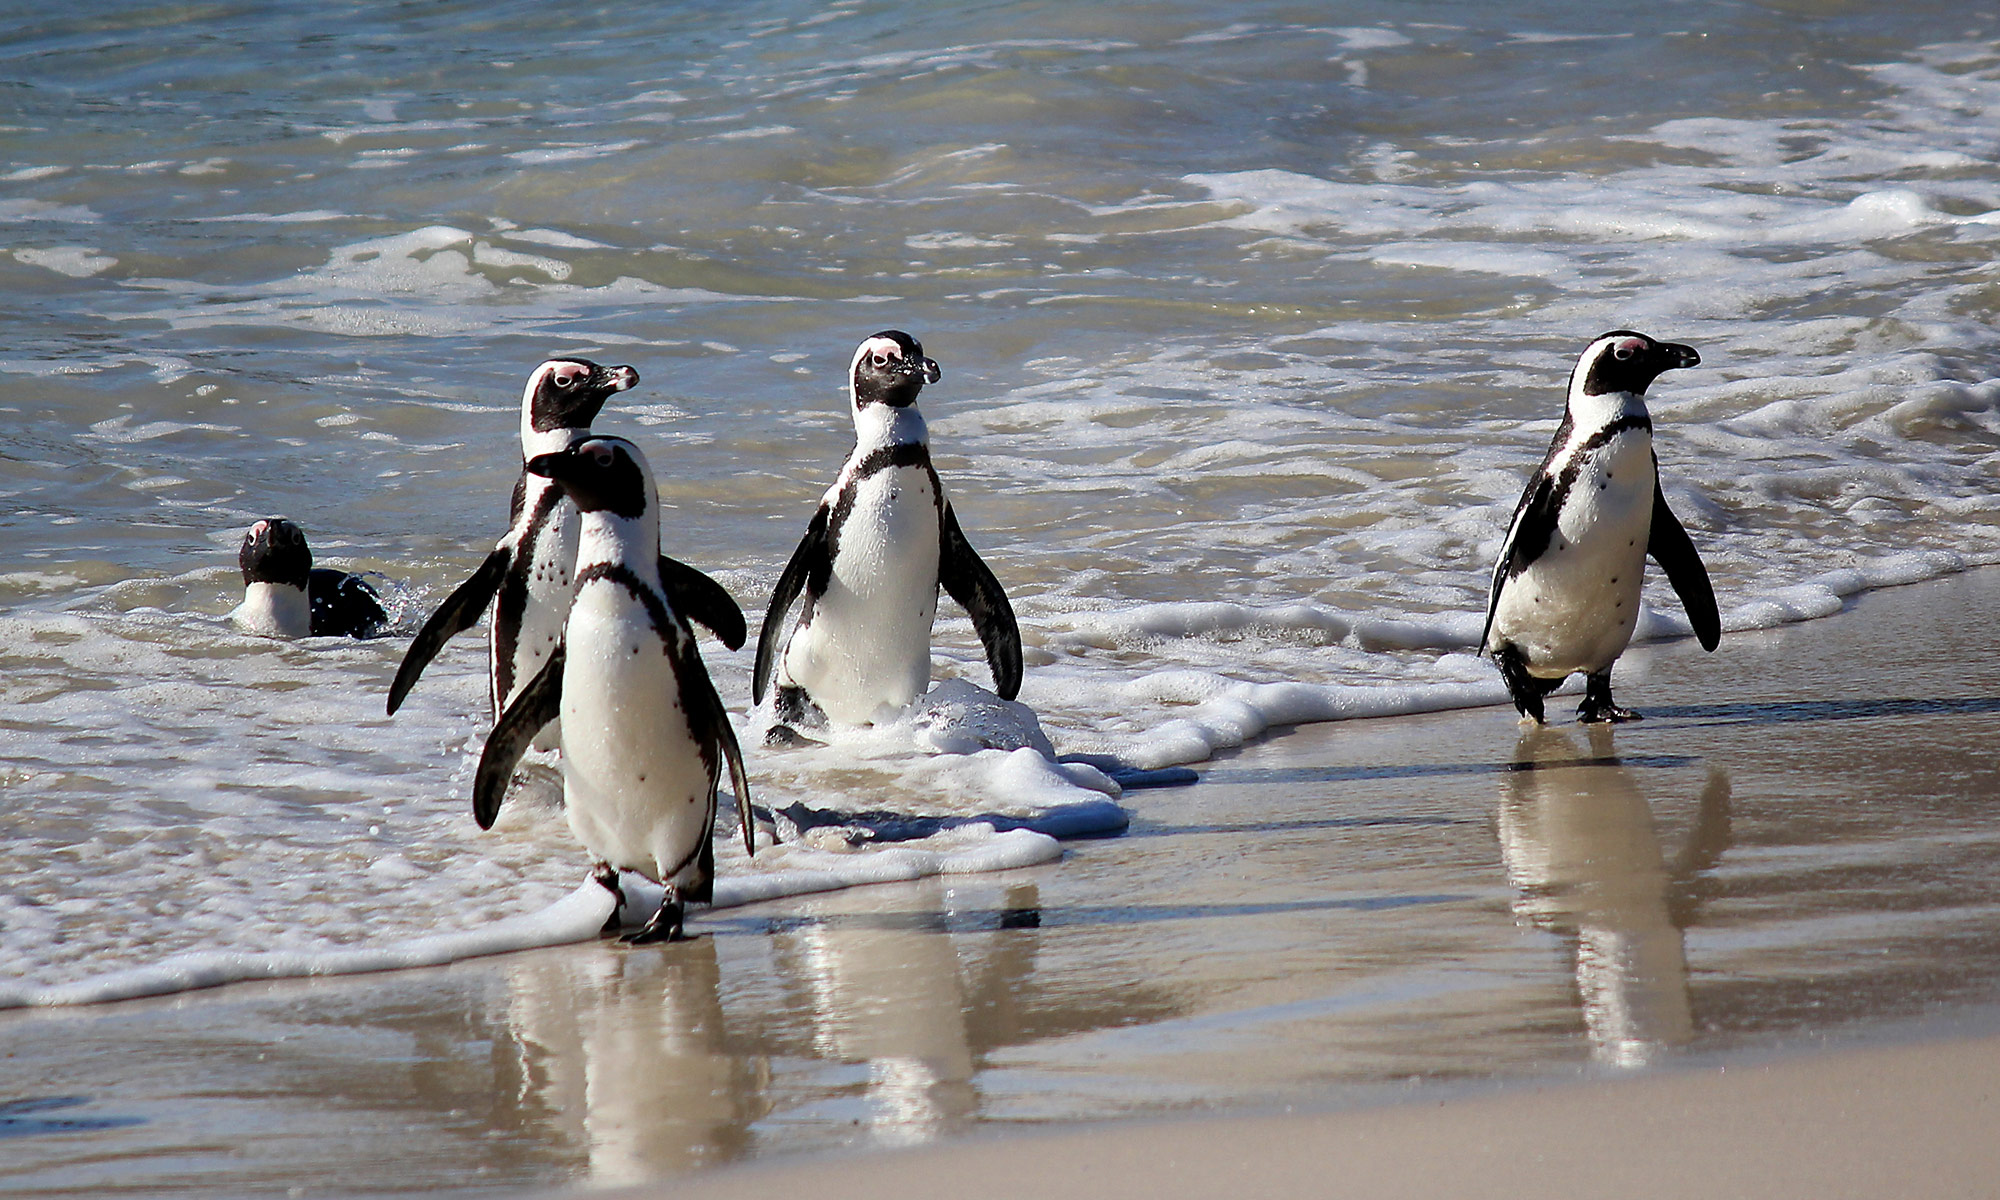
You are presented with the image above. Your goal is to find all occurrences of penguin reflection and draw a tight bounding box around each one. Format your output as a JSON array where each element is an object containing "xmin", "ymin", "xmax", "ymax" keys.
[
  {"xmin": 771, "ymin": 879, "xmax": 1042, "ymax": 1146},
  {"xmin": 497, "ymin": 938, "xmax": 766, "ymax": 1185},
  {"xmin": 1497, "ymin": 726, "xmax": 1730, "ymax": 1067}
]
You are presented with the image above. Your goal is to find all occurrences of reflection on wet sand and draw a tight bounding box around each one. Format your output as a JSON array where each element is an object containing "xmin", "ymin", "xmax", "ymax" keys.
[
  {"xmin": 500, "ymin": 938, "xmax": 767, "ymax": 1186},
  {"xmin": 492, "ymin": 880, "xmax": 1050, "ymax": 1176},
  {"xmin": 768, "ymin": 880, "xmax": 1043, "ymax": 1147},
  {"xmin": 1497, "ymin": 727, "xmax": 1731, "ymax": 1067}
]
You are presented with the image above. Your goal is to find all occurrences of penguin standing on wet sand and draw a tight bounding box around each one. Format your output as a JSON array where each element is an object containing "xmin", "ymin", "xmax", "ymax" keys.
[
  {"xmin": 386, "ymin": 359, "xmax": 745, "ymax": 741},
  {"xmin": 232, "ymin": 517, "xmax": 387, "ymax": 638},
  {"xmin": 753, "ymin": 331, "xmax": 1021, "ymax": 738},
  {"xmin": 1481, "ymin": 330, "xmax": 1721, "ymax": 724},
  {"xmin": 474, "ymin": 434, "xmax": 754, "ymax": 944}
]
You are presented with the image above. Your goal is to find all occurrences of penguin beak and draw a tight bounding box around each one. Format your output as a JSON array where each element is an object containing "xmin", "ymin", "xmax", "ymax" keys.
[
  {"xmin": 888, "ymin": 354, "xmax": 939, "ymax": 385},
  {"xmin": 594, "ymin": 364, "xmax": 639, "ymax": 393},
  {"xmin": 1660, "ymin": 343, "xmax": 1700, "ymax": 371}
]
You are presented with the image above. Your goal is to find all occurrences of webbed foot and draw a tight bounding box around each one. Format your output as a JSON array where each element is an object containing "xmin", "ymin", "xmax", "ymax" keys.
[
  {"xmin": 592, "ymin": 862, "xmax": 627, "ymax": 937},
  {"xmin": 1577, "ymin": 671, "xmax": 1641, "ymax": 724},
  {"xmin": 621, "ymin": 890, "xmax": 692, "ymax": 944},
  {"xmin": 1494, "ymin": 643, "xmax": 1550, "ymax": 724}
]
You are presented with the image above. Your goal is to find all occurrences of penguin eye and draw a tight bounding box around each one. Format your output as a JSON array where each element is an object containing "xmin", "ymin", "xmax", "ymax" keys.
[
  {"xmin": 590, "ymin": 446, "xmax": 615, "ymax": 467},
  {"xmin": 871, "ymin": 352, "xmax": 892, "ymax": 369},
  {"xmin": 1611, "ymin": 338, "xmax": 1645, "ymax": 361}
]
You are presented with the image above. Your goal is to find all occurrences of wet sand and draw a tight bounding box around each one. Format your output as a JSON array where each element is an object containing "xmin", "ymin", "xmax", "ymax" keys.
[
  {"xmin": 647, "ymin": 1021, "xmax": 2000, "ymax": 1200},
  {"xmin": 621, "ymin": 565, "xmax": 2000, "ymax": 1200},
  {"xmin": 6, "ymin": 569, "xmax": 2000, "ymax": 1196}
]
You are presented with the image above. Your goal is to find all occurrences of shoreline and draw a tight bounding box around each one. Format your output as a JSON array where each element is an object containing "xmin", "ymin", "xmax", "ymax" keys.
[
  {"xmin": 7, "ymin": 567, "xmax": 2000, "ymax": 1197},
  {"xmin": 10, "ymin": 559, "xmax": 1986, "ymax": 1014}
]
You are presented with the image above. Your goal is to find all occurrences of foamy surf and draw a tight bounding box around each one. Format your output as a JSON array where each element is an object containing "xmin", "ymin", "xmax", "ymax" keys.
[
  {"xmin": 0, "ymin": 826, "xmax": 1064, "ymax": 1010},
  {"xmin": 6, "ymin": 544, "xmax": 1989, "ymax": 1007}
]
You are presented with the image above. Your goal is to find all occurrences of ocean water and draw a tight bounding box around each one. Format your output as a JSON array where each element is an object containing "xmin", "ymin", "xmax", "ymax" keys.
[{"xmin": 4, "ymin": 0, "xmax": 2000, "ymax": 1006}]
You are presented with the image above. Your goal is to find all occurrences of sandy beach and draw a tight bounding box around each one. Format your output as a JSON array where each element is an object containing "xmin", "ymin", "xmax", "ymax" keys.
[
  {"xmin": 599, "ymin": 566, "xmax": 2000, "ymax": 1200},
  {"xmin": 5, "ymin": 568, "xmax": 1998, "ymax": 1197},
  {"xmin": 643, "ymin": 1022, "xmax": 2000, "ymax": 1200}
]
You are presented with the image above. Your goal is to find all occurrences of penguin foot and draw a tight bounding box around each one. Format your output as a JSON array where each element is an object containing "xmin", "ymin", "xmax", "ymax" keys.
[
  {"xmin": 622, "ymin": 893, "xmax": 690, "ymax": 944},
  {"xmin": 591, "ymin": 862, "xmax": 627, "ymax": 937},
  {"xmin": 1577, "ymin": 671, "xmax": 1640, "ymax": 724},
  {"xmin": 1493, "ymin": 644, "xmax": 1552, "ymax": 724},
  {"xmin": 773, "ymin": 685, "xmax": 828, "ymax": 728},
  {"xmin": 763, "ymin": 723, "xmax": 823, "ymax": 748}
]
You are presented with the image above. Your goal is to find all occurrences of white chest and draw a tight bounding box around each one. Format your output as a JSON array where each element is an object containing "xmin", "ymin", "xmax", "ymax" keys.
[
  {"xmin": 232, "ymin": 582, "xmax": 311, "ymax": 638},
  {"xmin": 558, "ymin": 579, "xmax": 713, "ymax": 884},
  {"xmin": 782, "ymin": 464, "xmax": 942, "ymax": 724},
  {"xmin": 1556, "ymin": 429, "xmax": 1655, "ymax": 548},
  {"xmin": 1493, "ymin": 428, "xmax": 1657, "ymax": 676},
  {"xmin": 832, "ymin": 467, "xmax": 941, "ymax": 593}
]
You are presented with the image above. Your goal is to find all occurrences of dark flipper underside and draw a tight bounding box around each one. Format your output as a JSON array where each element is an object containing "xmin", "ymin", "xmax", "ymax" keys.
[
  {"xmin": 939, "ymin": 504, "xmax": 1023, "ymax": 701},
  {"xmin": 658, "ymin": 554, "xmax": 747, "ymax": 650},
  {"xmin": 387, "ymin": 546, "xmax": 510, "ymax": 714},
  {"xmin": 472, "ymin": 644, "xmax": 565, "ymax": 829},
  {"xmin": 1647, "ymin": 477, "xmax": 1720, "ymax": 652}
]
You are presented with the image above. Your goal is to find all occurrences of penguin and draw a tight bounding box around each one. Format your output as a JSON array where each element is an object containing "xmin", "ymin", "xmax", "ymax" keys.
[
  {"xmin": 473, "ymin": 434, "xmax": 755, "ymax": 944},
  {"xmin": 752, "ymin": 330, "xmax": 1021, "ymax": 737},
  {"xmin": 1481, "ymin": 330, "xmax": 1721, "ymax": 724},
  {"xmin": 386, "ymin": 358, "xmax": 745, "ymax": 737},
  {"xmin": 231, "ymin": 517, "xmax": 387, "ymax": 638}
]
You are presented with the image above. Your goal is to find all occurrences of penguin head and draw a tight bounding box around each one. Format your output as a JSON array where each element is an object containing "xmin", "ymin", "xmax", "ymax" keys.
[
  {"xmin": 1572, "ymin": 331, "xmax": 1700, "ymax": 398},
  {"xmin": 849, "ymin": 331, "xmax": 941, "ymax": 410},
  {"xmin": 238, "ymin": 517, "xmax": 312, "ymax": 588},
  {"xmin": 525, "ymin": 434, "xmax": 653, "ymax": 519},
  {"xmin": 523, "ymin": 358, "xmax": 640, "ymax": 434}
]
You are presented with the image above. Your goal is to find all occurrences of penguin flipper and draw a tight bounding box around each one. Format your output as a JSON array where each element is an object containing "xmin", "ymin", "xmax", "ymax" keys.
[
  {"xmin": 939, "ymin": 503, "xmax": 1023, "ymax": 702},
  {"xmin": 308, "ymin": 569, "xmax": 388, "ymax": 638},
  {"xmin": 723, "ymin": 715, "xmax": 756, "ymax": 857},
  {"xmin": 1480, "ymin": 473, "xmax": 1561, "ymax": 654},
  {"xmin": 668, "ymin": 624, "xmax": 757, "ymax": 856},
  {"xmin": 657, "ymin": 554, "xmax": 747, "ymax": 651},
  {"xmin": 752, "ymin": 505, "xmax": 830, "ymax": 705},
  {"xmin": 387, "ymin": 546, "xmax": 510, "ymax": 715},
  {"xmin": 1647, "ymin": 478, "xmax": 1721, "ymax": 652},
  {"xmin": 473, "ymin": 643, "xmax": 564, "ymax": 830}
]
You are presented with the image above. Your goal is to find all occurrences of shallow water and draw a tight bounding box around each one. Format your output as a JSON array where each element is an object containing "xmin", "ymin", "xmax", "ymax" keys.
[
  {"xmin": 4, "ymin": 0, "xmax": 2000, "ymax": 1162},
  {"xmin": 5, "ymin": 572, "xmax": 2000, "ymax": 1195}
]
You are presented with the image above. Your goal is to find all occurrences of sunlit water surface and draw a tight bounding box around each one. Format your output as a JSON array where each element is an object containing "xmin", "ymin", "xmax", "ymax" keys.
[{"xmin": 4, "ymin": 1, "xmax": 2000, "ymax": 1186}]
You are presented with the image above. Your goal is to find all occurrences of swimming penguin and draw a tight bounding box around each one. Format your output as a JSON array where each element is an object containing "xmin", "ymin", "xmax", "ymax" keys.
[
  {"xmin": 232, "ymin": 517, "xmax": 387, "ymax": 638},
  {"xmin": 385, "ymin": 358, "xmax": 746, "ymax": 734},
  {"xmin": 1481, "ymin": 330, "xmax": 1721, "ymax": 724},
  {"xmin": 753, "ymin": 331, "xmax": 1021, "ymax": 737},
  {"xmin": 473, "ymin": 433, "xmax": 755, "ymax": 944}
]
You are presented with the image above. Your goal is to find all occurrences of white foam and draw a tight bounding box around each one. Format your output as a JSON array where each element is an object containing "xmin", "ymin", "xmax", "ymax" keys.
[
  {"xmin": 11, "ymin": 246, "xmax": 115, "ymax": 277},
  {"xmin": 501, "ymin": 227, "xmax": 615, "ymax": 250},
  {"xmin": 0, "ymin": 605, "xmax": 1119, "ymax": 1007},
  {"xmin": 0, "ymin": 198, "xmax": 98, "ymax": 223},
  {"xmin": 506, "ymin": 139, "xmax": 646, "ymax": 164},
  {"xmin": 0, "ymin": 830, "xmax": 1062, "ymax": 1010}
]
